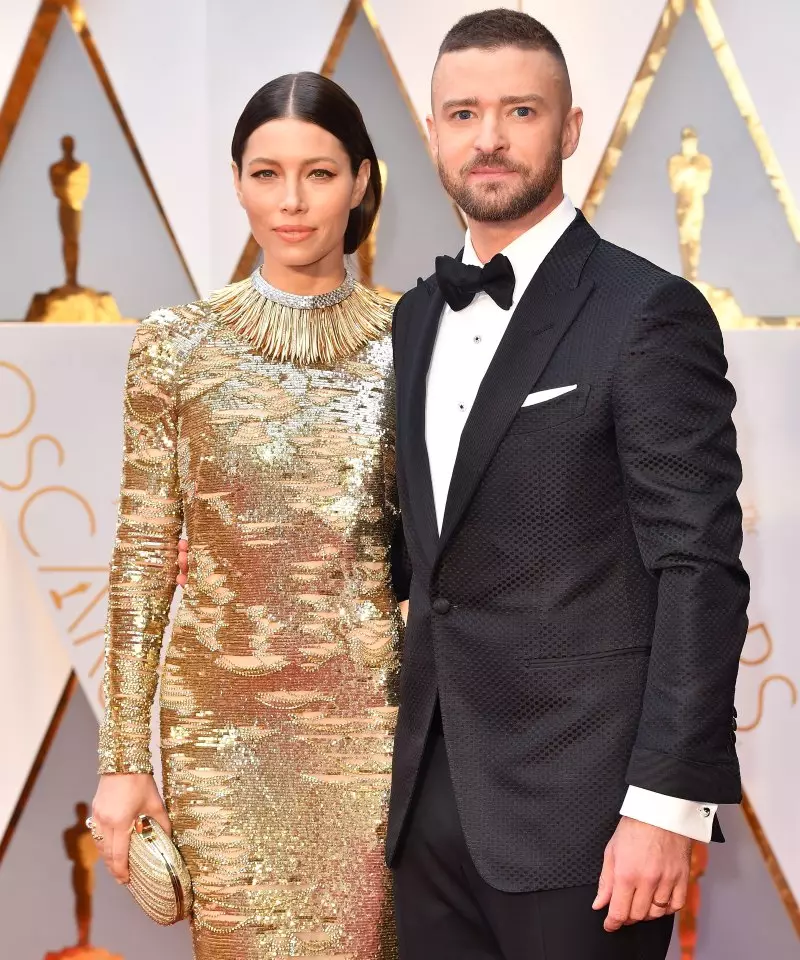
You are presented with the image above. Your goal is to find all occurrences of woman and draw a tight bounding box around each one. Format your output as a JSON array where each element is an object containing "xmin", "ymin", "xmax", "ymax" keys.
[{"xmin": 92, "ymin": 72, "xmax": 408, "ymax": 959}]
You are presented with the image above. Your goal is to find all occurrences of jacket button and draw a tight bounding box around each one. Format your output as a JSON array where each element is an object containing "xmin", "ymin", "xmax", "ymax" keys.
[{"xmin": 432, "ymin": 598, "xmax": 451, "ymax": 615}]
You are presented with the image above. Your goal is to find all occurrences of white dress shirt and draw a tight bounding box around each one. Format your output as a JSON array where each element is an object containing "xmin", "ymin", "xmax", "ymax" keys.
[{"xmin": 424, "ymin": 194, "xmax": 716, "ymax": 843}]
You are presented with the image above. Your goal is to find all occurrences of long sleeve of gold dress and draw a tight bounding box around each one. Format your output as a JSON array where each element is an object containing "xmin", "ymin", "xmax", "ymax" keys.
[{"xmin": 99, "ymin": 269, "xmax": 402, "ymax": 960}]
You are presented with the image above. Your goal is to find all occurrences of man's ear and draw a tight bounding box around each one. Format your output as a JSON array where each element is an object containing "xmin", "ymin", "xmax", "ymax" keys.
[
  {"xmin": 426, "ymin": 114, "xmax": 439, "ymax": 164},
  {"xmin": 561, "ymin": 107, "xmax": 583, "ymax": 161}
]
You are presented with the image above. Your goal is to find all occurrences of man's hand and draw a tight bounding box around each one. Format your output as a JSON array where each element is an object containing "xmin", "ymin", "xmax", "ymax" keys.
[
  {"xmin": 592, "ymin": 816, "xmax": 692, "ymax": 932},
  {"xmin": 176, "ymin": 538, "xmax": 188, "ymax": 587}
]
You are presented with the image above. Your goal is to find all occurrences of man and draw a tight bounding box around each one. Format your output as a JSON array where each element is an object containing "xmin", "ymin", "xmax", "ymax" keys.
[{"xmin": 387, "ymin": 9, "xmax": 747, "ymax": 960}]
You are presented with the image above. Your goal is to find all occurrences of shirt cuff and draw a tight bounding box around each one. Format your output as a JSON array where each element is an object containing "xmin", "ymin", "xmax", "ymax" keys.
[{"xmin": 620, "ymin": 786, "xmax": 717, "ymax": 843}]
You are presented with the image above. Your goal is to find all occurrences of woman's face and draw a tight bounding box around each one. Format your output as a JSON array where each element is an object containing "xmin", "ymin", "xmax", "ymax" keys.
[{"xmin": 233, "ymin": 118, "xmax": 370, "ymax": 272}]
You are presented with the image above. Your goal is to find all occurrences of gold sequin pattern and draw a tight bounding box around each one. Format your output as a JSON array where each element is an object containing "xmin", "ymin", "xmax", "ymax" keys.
[{"xmin": 99, "ymin": 280, "xmax": 401, "ymax": 959}]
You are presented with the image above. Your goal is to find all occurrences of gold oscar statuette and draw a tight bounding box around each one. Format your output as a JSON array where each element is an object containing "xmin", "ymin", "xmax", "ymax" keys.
[
  {"xmin": 25, "ymin": 136, "xmax": 124, "ymax": 324},
  {"xmin": 668, "ymin": 127, "xmax": 744, "ymax": 328},
  {"xmin": 44, "ymin": 802, "xmax": 124, "ymax": 960},
  {"xmin": 357, "ymin": 159, "xmax": 401, "ymax": 302}
]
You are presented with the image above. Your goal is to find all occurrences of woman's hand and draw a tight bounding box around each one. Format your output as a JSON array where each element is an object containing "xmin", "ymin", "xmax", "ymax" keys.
[
  {"xmin": 176, "ymin": 537, "xmax": 188, "ymax": 587},
  {"xmin": 91, "ymin": 773, "xmax": 171, "ymax": 883}
]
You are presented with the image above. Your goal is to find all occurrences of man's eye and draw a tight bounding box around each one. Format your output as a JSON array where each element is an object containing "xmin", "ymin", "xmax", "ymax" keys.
[
  {"xmin": 455, "ymin": 110, "xmax": 473, "ymax": 121},
  {"xmin": 514, "ymin": 107, "xmax": 533, "ymax": 118}
]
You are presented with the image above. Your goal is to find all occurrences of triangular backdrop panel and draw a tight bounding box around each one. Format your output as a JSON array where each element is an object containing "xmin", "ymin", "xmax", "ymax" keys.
[
  {"xmin": 517, "ymin": 0, "xmax": 667, "ymax": 208},
  {"xmin": 591, "ymin": 5, "xmax": 800, "ymax": 317},
  {"xmin": 0, "ymin": 682, "xmax": 193, "ymax": 959},
  {"xmin": 332, "ymin": 9, "xmax": 464, "ymax": 292},
  {"xmin": 0, "ymin": 0, "xmax": 40, "ymax": 109},
  {"xmin": 0, "ymin": 12, "xmax": 195, "ymax": 320},
  {"xmin": 81, "ymin": 0, "xmax": 209, "ymax": 293},
  {"xmin": 713, "ymin": 0, "xmax": 800, "ymax": 230}
]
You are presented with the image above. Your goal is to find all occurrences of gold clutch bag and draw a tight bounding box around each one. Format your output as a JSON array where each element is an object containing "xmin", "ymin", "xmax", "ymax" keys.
[{"xmin": 127, "ymin": 815, "xmax": 193, "ymax": 925}]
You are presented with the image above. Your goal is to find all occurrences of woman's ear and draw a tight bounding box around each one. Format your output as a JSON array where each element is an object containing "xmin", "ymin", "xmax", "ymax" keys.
[
  {"xmin": 232, "ymin": 161, "xmax": 245, "ymax": 207},
  {"xmin": 351, "ymin": 158, "xmax": 371, "ymax": 210}
]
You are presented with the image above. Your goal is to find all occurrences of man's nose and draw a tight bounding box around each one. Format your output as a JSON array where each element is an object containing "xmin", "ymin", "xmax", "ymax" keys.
[{"xmin": 474, "ymin": 114, "xmax": 508, "ymax": 155}]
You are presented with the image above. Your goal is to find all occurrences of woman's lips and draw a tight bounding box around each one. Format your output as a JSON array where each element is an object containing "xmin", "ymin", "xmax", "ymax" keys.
[{"xmin": 274, "ymin": 226, "xmax": 316, "ymax": 243}]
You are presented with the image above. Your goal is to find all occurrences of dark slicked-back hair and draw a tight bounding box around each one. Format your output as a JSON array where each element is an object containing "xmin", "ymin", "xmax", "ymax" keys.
[{"xmin": 436, "ymin": 8, "xmax": 571, "ymax": 101}]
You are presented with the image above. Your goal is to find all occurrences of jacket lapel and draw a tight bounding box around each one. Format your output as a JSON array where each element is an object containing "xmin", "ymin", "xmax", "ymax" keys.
[
  {"xmin": 438, "ymin": 213, "xmax": 599, "ymax": 557},
  {"xmin": 401, "ymin": 283, "xmax": 445, "ymax": 567}
]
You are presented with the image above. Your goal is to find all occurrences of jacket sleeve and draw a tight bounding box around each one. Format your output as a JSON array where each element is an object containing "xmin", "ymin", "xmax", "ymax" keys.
[{"xmin": 612, "ymin": 276, "xmax": 748, "ymax": 803}]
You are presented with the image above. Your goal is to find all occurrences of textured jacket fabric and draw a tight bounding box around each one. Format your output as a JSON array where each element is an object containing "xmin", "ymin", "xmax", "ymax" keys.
[{"xmin": 386, "ymin": 211, "xmax": 749, "ymax": 893}]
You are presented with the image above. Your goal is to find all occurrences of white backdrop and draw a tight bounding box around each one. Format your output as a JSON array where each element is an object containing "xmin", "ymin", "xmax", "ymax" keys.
[
  {"xmin": 728, "ymin": 334, "xmax": 800, "ymax": 901},
  {"xmin": 0, "ymin": 520, "xmax": 70, "ymax": 835}
]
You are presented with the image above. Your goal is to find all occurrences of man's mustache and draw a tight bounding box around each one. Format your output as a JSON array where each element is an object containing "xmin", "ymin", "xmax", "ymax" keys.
[{"xmin": 460, "ymin": 154, "xmax": 529, "ymax": 176}]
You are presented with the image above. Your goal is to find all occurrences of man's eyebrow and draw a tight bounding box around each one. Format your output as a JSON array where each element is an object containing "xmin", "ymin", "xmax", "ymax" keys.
[
  {"xmin": 441, "ymin": 97, "xmax": 479, "ymax": 111},
  {"xmin": 500, "ymin": 94, "xmax": 544, "ymax": 105}
]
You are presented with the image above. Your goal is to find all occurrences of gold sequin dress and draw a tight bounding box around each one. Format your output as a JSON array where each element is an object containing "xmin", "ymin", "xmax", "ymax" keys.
[{"xmin": 99, "ymin": 269, "xmax": 402, "ymax": 960}]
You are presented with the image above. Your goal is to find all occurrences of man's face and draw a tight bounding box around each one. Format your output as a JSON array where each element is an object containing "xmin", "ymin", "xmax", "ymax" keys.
[{"xmin": 428, "ymin": 46, "xmax": 582, "ymax": 223}]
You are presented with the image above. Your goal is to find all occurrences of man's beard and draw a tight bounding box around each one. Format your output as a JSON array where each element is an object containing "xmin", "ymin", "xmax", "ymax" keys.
[{"xmin": 438, "ymin": 146, "xmax": 562, "ymax": 223}]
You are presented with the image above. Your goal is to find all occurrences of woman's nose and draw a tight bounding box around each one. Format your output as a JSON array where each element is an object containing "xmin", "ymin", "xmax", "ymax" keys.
[{"xmin": 280, "ymin": 180, "xmax": 306, "ymax": 214}]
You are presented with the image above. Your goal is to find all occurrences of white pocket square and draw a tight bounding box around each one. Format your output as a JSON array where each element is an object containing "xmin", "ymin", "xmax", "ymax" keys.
[{"xmin": 521, "ymin": 384, "xmax": 578, "ymax": 408}]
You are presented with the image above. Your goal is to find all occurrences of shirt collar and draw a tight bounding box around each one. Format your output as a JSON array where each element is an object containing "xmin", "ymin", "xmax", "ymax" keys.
[{"xmin": 462, "ymin": 195, "xmax": 577, "ymax": 305}]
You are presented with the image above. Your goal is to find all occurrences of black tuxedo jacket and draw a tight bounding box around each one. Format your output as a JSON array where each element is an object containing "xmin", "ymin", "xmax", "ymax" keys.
[{"xmin": 386, "ymin": 211, "xmax": 749, "ymax": 893}]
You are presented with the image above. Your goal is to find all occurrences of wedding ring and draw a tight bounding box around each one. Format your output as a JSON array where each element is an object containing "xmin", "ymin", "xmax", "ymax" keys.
[{"xmin": 652, "ymin": 899, "xmax": 670, "ymax": 909}]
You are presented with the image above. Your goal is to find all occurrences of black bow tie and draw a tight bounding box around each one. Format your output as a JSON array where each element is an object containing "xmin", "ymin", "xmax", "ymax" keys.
[{"xmin": 435, "ymin": 252, "xmax": 515, "ymax": 312}]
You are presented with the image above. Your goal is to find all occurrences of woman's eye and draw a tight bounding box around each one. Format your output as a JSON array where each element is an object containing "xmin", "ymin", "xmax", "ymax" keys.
[
  {"xmin": 309, "ymin": 169, "xmax": 334, "ymax": 179},
  {"xmin": 253, "ymin": 169, "xmax": 276, "ymax": 179}
]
